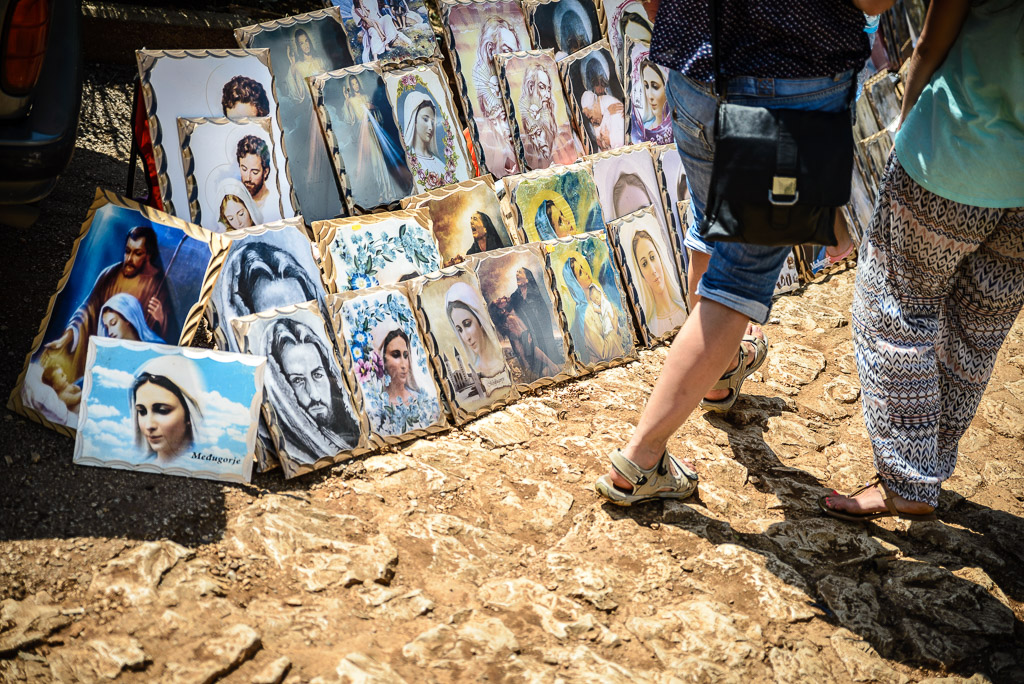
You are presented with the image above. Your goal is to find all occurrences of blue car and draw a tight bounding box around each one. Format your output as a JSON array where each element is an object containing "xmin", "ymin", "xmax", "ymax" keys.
[{"xmin": 0, "ymin": 0, "xmax": 81, "ymax": 205}]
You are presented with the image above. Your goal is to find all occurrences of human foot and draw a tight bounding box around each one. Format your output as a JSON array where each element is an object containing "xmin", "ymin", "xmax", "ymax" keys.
[
  {"xmin": 704, "ymin": 323, "xmax": 765, "ymax": 403},
  {"xmin": 604, "ymin": 444, "xmax": 696, "ymax": 494},
  {"xmin": 596, "ymin": 448, "xmax": 698, "ymax": 505},
  {"xmin": 819, "ymin": 477, "xmax": 936, "ymax": 521}
]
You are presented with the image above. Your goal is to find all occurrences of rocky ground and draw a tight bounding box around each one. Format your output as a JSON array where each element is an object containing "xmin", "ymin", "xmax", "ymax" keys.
[{"xmin": 2, "ymin": 65, "xmax": 1024, "ymax": 684}]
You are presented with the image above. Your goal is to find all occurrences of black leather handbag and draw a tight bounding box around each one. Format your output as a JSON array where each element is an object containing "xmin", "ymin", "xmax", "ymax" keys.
[{"xmin": 698, "ymin": 0, "xmax": 854, "ymax": 246}]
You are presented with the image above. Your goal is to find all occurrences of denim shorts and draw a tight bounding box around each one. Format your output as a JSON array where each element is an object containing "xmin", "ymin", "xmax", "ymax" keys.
[{"xmin": 667, "ymin": 69, "xmax": 855, "ymax": 324}]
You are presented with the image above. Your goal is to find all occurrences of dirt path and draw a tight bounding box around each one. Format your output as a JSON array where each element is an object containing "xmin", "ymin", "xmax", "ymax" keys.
[{"xmin": 2, "ymin": 66, "xmax": 1023, "ymax": 684}]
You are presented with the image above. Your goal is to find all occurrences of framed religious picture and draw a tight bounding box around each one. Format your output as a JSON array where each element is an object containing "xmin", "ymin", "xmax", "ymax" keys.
[
  {"xmin": 179, "ymin": 116, "xmax": 286, "ymax": 232},
  {"xmin": 844, "ymin": 162, "xmax": 874, "ymax": 246},
  {"xmin": 652, "ymin": 143, "xmax": 689, "ymax": 278},
  {"xmin": 544, "ymin": 230, "xmax": 636, "ymax": 370},
  {"xmin": 332, "ymin": 0, "xmax": 439, "ymax": 65},
  {"xmin": 409, "ymin": 267, "xmax": 519, "ymax": 423},
  {"xmin": 382, "ymin": 60, "xmax": 474, "ymax": 193},
  {"xmin": 558, "ymin": 40, "xmax": 626, "ymax": 154},
  {"xmin": 864, "ymin": 69, "xmax": 902, "ymax": 133},
  {"xmin": 773, "ymin": 249, "xmax": 801, "ymax": 298},
  {"xmin": 136, "ymin": 48, "xmax": 298, "ymax": 221},
  {"xmin": 494, "ymin": 49, "xmax": 582, "ymax": 172},
  {"xmin": 503, "ymin": 161, "xmax": 605, "ymax": 241},
  {"xmin": 624, "ymin": 35, "xmax": 672, "ymax": 146},
  {"xmin": 602, "ymin": 0, "xmax": 658, "ymax": 82},
  {"xmin": 74, "ymin": 338, "xmax": 264, "ymax": 484},
  {"xmin": 523, "ymin": 0, "xmax": 604, "ymax": 60},
  {"xmin": 590, "ymin": 143, "xmax": 668, "ymax": 232},
  {"xmin": 231, "ymin": 301, "xmax": 371, "ymax": 478},
  {"xmin": 206, "ymin": 217, "xmax": 328, "ymax": 353},
  {"xmin": 312, "ymin": 209, "xmax": 441, "ymax": 293},
  {"xmin": 310, "ymin": 63, "xmax": 416, "ymax": 214},
  {"xmin": 439, "ymin": 0, "xmax": 534, "ymax": 179},
  {"xmin": 208, "ymin": 216, "xmax": 328, "ymax": 475},
  {"xmin": 674, "ymin": 199, "xmax": 692, "ymax": 302},
  {"xmin": 605, "ymin": 206, "xmax": 688, "ymax": 346},
  {"xmin": 402, "ymin": 176, "xmax": 516, "ymax": 266},
  {"xmin": 329, "ymin": 285, "xmax": 448, "ymax": 444},
  {"xmin": 235, "ymin": 8, "xmax": 355, "ymax": 223},
  {"xmin": 9, "ymin": 189, "xmax": 229, "ymax": 437},
  {"xmin": 468, "ymin": 244, "xmax": 575, "ymax": 391}
]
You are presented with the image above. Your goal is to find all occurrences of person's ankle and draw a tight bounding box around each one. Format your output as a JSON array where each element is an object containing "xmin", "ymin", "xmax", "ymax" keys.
[{"xmin": 623, "ymin": 442, "xmax": 663, "ymax": 470}]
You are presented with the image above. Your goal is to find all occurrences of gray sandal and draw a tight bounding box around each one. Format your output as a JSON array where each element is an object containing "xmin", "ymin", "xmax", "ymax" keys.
[
  {"xmin": 595, "ymin": 448, "xmax": 698, "ymax": 506},
  {"xmin": 699, "ymin": 332, "xmax": 769, "ymax": 413}
]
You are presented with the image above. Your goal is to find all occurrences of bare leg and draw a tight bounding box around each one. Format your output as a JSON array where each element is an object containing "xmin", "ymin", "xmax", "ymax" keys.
[
  {"xmin": 607, "ymin": 299, "xmax": 749, "ymax": 492},
  {"xmin": 687, "ymin": 247, "xmax": 762, "ymax": 403}
]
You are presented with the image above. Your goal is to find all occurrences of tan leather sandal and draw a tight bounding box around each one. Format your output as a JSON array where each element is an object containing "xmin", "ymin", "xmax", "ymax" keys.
[
  {"xmin": 595, "ymin": 448, "xmax": 698, "ymax": 506},
  {"xmin": 699, "ymin": 332, "xmax": 769, "ymax": 413}
]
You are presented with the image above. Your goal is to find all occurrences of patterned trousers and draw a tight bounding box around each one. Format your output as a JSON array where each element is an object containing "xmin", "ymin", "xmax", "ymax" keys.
[{"xmin": 852, "ymin": 154, "xmax": 1024, "ymax": 506}]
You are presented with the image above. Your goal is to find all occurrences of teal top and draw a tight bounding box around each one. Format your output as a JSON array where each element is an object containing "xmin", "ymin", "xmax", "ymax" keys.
[{"xmin": 895, "ymin": 1, "xmax": 1024, "ymax": 208}]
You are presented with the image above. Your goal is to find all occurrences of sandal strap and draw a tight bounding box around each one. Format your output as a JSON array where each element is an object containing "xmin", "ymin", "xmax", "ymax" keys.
[
  {"xmin": 608, "ymin": 449, "xmax": 658, "ymax": 487},
  {"xmin": 608, "ymin": 449, "xmax": 689, "ymax": 496},
  {"xmin": 877, "ymin": 478, "xmax": 901, "ymax": 517},
  {"xmin": 708, "ymin": 333, "xmax": 768, "ymax": 392}
]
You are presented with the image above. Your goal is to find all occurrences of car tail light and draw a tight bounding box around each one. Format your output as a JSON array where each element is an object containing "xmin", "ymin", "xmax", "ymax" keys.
[{"xmin": 2, "ymin": 0, "xmax": 51, "ymax": 96}]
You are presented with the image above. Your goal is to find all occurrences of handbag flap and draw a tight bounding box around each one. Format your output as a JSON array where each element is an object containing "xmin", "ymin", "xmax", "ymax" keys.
[{"xmin": 712, "ymin": 103, "xmax": 853, "ymax": 206}]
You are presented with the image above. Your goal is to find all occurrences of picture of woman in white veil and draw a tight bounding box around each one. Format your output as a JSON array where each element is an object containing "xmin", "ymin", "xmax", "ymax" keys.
[
  {"xmin": 130, "ymin": 355, "xmax": 205, "ymax": 464},
  {"xmin": 402, "ymin": 91, "xmax": 448, "ymax": 191},
  {"xmin": 444, "ymin": 281, "xmax": 510, "ymax": 395},
  {"xmin": 629, "ymin": 228, "xmax": 686, "ymax": 337},
  {"xmin": 216, "ymin": 177, "xmax": 263, "ymax": 232}
]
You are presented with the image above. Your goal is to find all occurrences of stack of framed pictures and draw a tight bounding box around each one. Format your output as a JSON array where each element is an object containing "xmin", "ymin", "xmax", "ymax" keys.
[
  {"xmin": 9, "ymin": 190, "xmax": 228, "ymax": 437},
  {"xmin": 137, "ymin": 48, "xmax": 300, "ymax": 226},
  {"xmin": 311, "ymin": 59, "xmax": 474, "ymax": 214}
]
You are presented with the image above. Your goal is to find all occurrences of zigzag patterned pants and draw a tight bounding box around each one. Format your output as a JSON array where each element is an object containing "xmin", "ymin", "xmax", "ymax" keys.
[{"xmin": 852, "ymin": 153, "xmax": 1024, "ymax": 506}]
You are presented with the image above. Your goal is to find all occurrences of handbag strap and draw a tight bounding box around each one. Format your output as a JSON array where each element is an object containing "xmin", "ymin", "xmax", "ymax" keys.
[{"xmin": 709, "ymin": 0, "xmax": 723, "ymax": 98}]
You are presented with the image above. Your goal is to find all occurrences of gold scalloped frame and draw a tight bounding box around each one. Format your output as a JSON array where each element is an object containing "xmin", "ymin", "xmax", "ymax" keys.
[
  {"xmin": 312, "ymin": 208, "xmax": 437, "ymax": 294},
  {"xmin": 309, "ymin": 61, "xmax": 417, "ymax": 215},
  {"xmin": 205, "ymin": 216, "xmax": 313, "ymax": 352},
  {"xmin": 8, "ymin": 188, "xmax": 230, "ymax": 438},
  {"xmin": 136, "ymin": 48, "xmax": 299, "ymax": 220},
  {"xmin": 407, "ymin": 265, "xmax": 520, "ymax": 425},
  {"xmin": 605, "ymin": 206, "xmax": 687, "ymax": 347},
  {"xmin": 382, "ymin": 59, "xmax": 475, "ymax": 190},
  {"xmin": 493, "ymin": 48, "xmax": 580, "ymax": 171},
  {"xmin": 557, "ymin": 39, "xmax": 620, "ymax": 156},
  {"xmin": 650, "ymin": 142, "xmax": 690, "ymax": 304},
  {"xmin": 501, "ymin": 159, "xmax": 595, "ymax": 241},
  {"xmin": 466, "ymin": 243, "xmax": 578, "ymax": 393},
  {"xmin": 523, "ymin": 0, "xmax": 607, "ymax": 54},
  {"xmin": 327, "ymin": 285, "xmax": 451, "ymax": 446},
  {"xmin": 541, "ymin": 229, "xmax": 637, "ymax": 373},
  {"xmin": 230, "ymin": 300, "xmax": 374, "ymax": 479},
  {"xmin": 439, "ymin": 0, "xmax": 534, "ymax": 178},
  {"xmin": 178, "ymin": 116, "xmax": 285, "ymax": 230},
  {"xmin": 401, "ymin": 175, "xmax": 521, "ymax": 254},
  {"xmin": 73, "ymin": 337, "xmax": 264, "ymax": 483}
]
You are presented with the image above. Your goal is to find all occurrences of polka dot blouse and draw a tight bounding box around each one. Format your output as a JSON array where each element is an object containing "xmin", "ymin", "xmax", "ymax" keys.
[{"xmin": 651, "ymin": 0, "xmax": 872, "ymax": 83}]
